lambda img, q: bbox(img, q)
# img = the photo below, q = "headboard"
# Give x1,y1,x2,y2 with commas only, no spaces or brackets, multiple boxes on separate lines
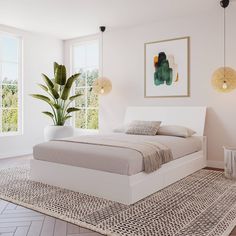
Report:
124,106,207,136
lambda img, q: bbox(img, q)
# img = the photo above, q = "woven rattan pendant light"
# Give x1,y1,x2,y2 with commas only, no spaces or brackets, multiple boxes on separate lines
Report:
212,0,236,93
93,26,112,95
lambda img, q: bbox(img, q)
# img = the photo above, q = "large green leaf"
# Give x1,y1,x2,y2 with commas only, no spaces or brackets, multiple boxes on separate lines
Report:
38,83,48,92
67,107,80,113
55,65,67,85
61,73,80,100
30,94,51,104
38,81,59,99
69,94,83,101
52,79,59,92
30,95,59,112
42,74,54,89
42,111,54,118
52,103,61,109
63,115,72,122
48,87,60,99
54,62,59,76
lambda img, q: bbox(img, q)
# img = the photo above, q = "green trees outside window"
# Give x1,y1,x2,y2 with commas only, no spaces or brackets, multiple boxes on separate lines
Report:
0,35,20,134
72,40,99,130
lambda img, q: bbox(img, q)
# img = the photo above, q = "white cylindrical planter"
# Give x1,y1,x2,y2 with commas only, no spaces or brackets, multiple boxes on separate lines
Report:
44,125,74,141
224,146,236,180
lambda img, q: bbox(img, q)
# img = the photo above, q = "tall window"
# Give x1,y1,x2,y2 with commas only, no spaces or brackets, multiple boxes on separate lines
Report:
0,33,22,135
72,39,99,130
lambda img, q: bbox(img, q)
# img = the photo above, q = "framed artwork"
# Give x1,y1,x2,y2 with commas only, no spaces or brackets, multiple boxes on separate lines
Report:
144,37,190,98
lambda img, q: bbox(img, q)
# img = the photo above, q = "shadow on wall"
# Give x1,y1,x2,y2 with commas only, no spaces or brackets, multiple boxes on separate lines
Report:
99,96,127,133
205,107,232,161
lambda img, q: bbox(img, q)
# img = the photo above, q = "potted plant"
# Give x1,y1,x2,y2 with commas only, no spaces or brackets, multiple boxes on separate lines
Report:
31,62,81,141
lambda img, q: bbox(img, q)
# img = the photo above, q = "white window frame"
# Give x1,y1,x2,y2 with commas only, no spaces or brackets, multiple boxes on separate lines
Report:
0,31,23,136
69,35,100,131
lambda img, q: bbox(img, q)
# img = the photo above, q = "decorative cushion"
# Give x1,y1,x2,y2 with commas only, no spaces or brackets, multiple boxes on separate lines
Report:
125,120,161,136
113,124,127,133
157,125,196,138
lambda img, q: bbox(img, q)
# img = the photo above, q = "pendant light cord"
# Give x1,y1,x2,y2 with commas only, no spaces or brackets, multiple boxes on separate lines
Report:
101,31,103,77
224,6,226,78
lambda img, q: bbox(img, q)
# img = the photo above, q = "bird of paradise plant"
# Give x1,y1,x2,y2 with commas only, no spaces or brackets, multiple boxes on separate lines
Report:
30,62,81,126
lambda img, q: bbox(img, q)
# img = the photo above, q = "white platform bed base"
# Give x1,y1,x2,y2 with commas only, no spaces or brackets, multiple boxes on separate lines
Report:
30,145,206,205
30,106,207,205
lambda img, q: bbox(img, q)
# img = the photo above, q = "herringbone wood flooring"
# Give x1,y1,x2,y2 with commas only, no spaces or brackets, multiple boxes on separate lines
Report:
0,200,101,236
0,156,235,236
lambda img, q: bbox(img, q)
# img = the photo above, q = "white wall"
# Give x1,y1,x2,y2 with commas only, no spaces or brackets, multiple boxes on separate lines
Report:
99,9,236,165
0,25,63,158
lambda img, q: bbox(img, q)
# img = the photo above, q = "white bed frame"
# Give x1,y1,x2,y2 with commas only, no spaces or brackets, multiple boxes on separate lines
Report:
30,106,207,205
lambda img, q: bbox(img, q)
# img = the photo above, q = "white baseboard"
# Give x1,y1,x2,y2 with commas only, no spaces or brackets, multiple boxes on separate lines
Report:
206,160,224,169
0,150,32,159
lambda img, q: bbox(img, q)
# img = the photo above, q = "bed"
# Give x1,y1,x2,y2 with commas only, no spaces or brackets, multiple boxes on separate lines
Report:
30,106,207,205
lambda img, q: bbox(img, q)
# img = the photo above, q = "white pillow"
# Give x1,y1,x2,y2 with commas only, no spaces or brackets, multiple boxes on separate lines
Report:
157,125,196,138
113,124,127,133
125,120,161,136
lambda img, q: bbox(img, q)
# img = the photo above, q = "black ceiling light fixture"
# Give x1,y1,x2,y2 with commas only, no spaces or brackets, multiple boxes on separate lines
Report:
211,0,236,92
100,26,106,33
220,0,229,8
92,26,112,95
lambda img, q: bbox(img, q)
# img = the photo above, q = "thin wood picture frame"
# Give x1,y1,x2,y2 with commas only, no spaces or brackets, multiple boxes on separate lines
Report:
144,36,190,98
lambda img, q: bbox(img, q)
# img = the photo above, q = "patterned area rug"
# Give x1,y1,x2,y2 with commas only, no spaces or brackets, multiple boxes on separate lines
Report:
0,167,236,236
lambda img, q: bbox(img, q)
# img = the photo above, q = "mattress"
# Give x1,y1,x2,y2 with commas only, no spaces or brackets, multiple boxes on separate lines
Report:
33,133,202,176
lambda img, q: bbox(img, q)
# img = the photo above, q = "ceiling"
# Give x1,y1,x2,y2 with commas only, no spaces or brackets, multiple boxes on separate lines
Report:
0,0,229,39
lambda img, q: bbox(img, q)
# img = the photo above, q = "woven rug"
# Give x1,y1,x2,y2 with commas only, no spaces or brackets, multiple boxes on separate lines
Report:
0,167,236,236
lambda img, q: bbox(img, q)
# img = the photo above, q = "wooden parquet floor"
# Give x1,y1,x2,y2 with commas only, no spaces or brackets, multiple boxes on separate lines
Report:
0,200,101,236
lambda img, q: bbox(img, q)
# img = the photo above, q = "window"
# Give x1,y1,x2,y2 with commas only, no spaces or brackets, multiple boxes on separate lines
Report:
0,33,22,135
71,39,99,130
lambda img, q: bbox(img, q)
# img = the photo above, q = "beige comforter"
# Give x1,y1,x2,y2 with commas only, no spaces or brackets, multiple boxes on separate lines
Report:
57,135,173,173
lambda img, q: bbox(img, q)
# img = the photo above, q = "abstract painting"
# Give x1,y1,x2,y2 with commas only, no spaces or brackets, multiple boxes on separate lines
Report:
145,37,190,97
